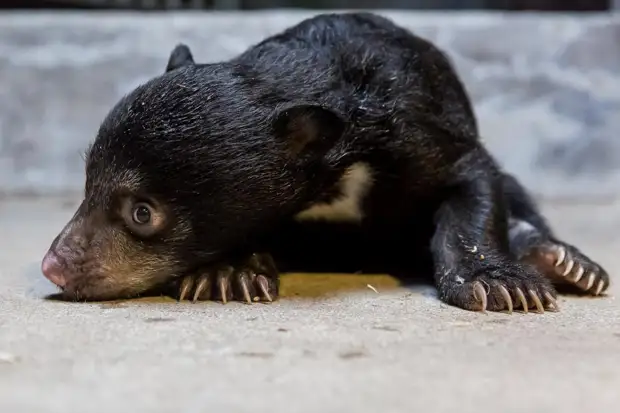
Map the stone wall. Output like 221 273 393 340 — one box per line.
1 11 619 198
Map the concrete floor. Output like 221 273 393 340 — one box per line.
0 196 619 413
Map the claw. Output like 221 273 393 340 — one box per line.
192 275 210 302
585 272 595 290
554 247 566 266
256 274 272 302
179 277 193 301
571 266 584 283
497 285 513 314
595 279 605 296
239 274 253 304
472 282 487 312
544 291 559 311
561 259 574 276
515 287 528 313
529 290 545 314
218 275 228 304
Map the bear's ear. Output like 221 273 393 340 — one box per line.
165 43 195 73
272 104 346 158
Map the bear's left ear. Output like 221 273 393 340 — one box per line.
165 43 195 73
272 104 346 158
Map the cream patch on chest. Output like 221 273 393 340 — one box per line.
295 162 374 223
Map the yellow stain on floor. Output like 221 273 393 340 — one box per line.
279 273 402 298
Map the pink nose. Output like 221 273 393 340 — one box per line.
41 251 66 288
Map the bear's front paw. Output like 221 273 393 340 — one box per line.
175 253 279 304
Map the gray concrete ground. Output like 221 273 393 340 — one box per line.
0 196 619 413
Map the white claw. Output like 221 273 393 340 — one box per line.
497 285 513 314
473 282 488 312
179 277 192 302
585 273 596 290
555 247 566 266
219 276 228 304
515 288 528 313
595 280 605 296
544 292 559 312
239 277 252 304
562 259 574 276
572 266 585 283
529 290 545 314
256 275 273 302
192 276 210 303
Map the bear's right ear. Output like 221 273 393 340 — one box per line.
165 43 195 73
272 104 346 160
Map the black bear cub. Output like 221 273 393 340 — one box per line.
41 12 609 313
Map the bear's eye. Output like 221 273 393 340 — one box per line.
120 197 167 238
132 203 152 225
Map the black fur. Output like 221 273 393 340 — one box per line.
47 12 609 309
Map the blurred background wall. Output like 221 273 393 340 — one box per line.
0 2 618 200
0 0 615 11
0 0 615 10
